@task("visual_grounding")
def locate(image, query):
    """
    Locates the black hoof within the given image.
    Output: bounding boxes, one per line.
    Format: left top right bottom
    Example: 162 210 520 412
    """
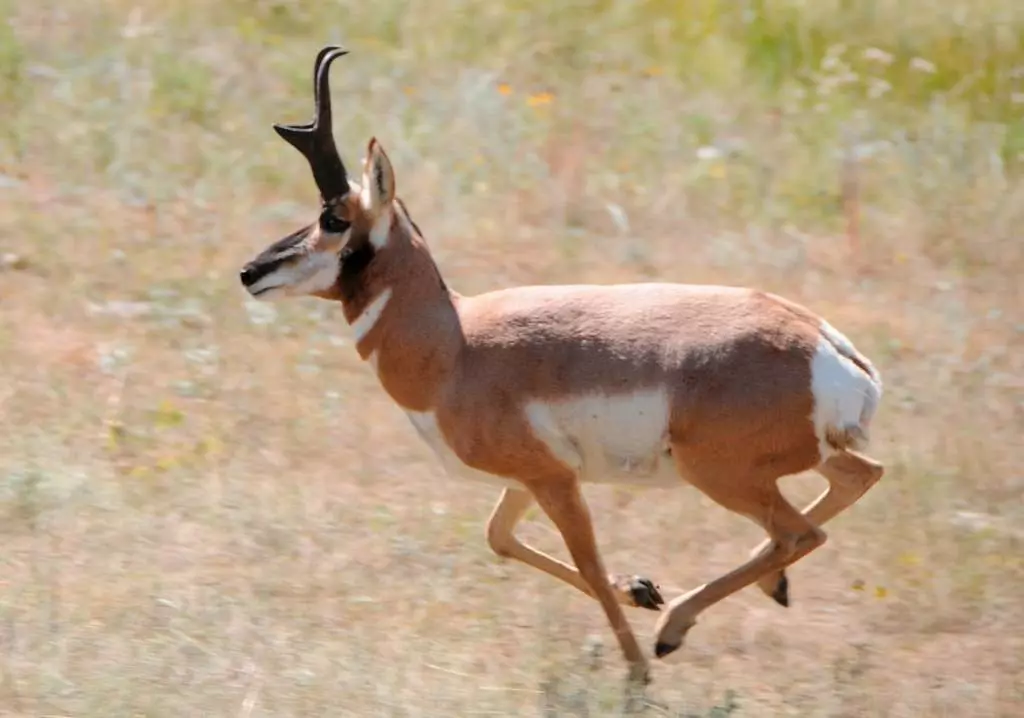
654 641 680 659
629 577 665 611
771 572 790 607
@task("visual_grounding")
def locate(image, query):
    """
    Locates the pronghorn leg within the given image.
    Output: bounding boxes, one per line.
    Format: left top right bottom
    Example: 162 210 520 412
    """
753 451 884 606
526 478 650 684
486 488 664 611
653 468 825 659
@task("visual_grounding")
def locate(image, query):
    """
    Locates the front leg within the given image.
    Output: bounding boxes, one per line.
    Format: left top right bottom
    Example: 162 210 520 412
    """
526 477 651 683
486 487 664 611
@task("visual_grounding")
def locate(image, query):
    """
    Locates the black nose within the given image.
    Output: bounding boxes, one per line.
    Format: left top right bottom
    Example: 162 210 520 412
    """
240 264 257 287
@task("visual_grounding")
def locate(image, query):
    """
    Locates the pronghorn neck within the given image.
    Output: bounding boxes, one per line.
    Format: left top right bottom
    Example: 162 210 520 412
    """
339 198 463 411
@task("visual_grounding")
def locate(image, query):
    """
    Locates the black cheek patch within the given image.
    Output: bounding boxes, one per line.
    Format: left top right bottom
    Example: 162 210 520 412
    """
338 238 376 304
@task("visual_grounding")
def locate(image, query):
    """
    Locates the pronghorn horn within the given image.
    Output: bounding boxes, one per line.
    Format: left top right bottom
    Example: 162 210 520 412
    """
273 45 350 203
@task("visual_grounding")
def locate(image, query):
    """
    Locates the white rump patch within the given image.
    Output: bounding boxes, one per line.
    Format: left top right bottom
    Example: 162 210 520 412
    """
810 323 883 460
524 389 679 486
350 287 393 344
405 410 525 490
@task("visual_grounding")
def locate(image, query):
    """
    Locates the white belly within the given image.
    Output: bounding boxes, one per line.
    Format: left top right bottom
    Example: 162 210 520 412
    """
524 389 680 487
404 389 680 488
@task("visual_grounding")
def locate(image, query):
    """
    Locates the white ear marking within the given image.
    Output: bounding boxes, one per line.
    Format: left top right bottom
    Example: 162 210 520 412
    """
363 138 395 211
368 211 392 250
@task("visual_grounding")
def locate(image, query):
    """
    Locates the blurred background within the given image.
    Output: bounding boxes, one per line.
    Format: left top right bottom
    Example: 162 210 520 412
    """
1 1 1022 715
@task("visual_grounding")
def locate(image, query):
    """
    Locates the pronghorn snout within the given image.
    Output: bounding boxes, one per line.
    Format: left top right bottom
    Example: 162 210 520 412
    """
238 225 345 301
239 263 262 288
239 256 287 297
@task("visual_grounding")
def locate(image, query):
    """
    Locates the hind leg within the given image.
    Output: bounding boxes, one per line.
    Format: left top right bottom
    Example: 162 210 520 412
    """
653 464 827 658
753 451 884 606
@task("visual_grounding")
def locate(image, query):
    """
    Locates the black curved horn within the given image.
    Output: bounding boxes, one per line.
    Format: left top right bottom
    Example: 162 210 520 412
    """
282 45 340 132
273 46 350 202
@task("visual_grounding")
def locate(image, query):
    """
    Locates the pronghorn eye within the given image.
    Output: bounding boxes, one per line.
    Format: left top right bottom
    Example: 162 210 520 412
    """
319 209 350 235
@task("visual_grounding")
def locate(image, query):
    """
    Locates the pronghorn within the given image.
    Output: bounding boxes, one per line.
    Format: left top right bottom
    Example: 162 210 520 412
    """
239 46 885 684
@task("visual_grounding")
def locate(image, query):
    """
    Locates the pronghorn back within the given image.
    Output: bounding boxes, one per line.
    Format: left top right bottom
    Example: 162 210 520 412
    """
408 282 880 488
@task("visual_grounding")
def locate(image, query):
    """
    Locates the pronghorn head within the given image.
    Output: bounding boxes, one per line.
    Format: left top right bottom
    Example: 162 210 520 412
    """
239 46 399 304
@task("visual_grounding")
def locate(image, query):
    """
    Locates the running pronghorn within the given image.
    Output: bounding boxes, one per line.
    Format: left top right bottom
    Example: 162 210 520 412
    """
239 46 885 684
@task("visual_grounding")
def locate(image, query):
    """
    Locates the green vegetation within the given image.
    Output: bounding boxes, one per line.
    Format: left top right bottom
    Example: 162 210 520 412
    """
1 1 1021 715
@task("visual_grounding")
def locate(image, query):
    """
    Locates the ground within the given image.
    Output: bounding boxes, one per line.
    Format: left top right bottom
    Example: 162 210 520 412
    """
1 1 1023 716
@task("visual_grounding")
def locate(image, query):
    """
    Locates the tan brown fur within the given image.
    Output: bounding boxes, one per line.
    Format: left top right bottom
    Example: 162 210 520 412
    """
241 132 885 685
365 283 824 479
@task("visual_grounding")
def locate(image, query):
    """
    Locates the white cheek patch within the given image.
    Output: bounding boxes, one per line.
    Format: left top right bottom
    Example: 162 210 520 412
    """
293 250 343 296
247 270 291 300
350 287 393 344
248 260 313 301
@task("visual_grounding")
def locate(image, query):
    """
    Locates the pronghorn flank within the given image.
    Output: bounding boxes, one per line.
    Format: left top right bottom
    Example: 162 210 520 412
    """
239 46 885 685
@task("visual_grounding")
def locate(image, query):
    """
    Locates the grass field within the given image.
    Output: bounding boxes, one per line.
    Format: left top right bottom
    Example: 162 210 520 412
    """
2 1 1023 715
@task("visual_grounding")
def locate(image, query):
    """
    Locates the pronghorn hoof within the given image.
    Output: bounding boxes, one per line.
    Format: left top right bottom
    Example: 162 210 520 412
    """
654 641 680 659
616 575 664 610
771 572 790 608
653 615 696 660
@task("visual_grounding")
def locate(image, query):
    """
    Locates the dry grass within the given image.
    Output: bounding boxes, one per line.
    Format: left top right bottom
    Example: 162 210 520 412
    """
2 1 1023 716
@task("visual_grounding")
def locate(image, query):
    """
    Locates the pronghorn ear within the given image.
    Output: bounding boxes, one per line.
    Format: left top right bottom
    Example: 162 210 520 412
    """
362 137 395 211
